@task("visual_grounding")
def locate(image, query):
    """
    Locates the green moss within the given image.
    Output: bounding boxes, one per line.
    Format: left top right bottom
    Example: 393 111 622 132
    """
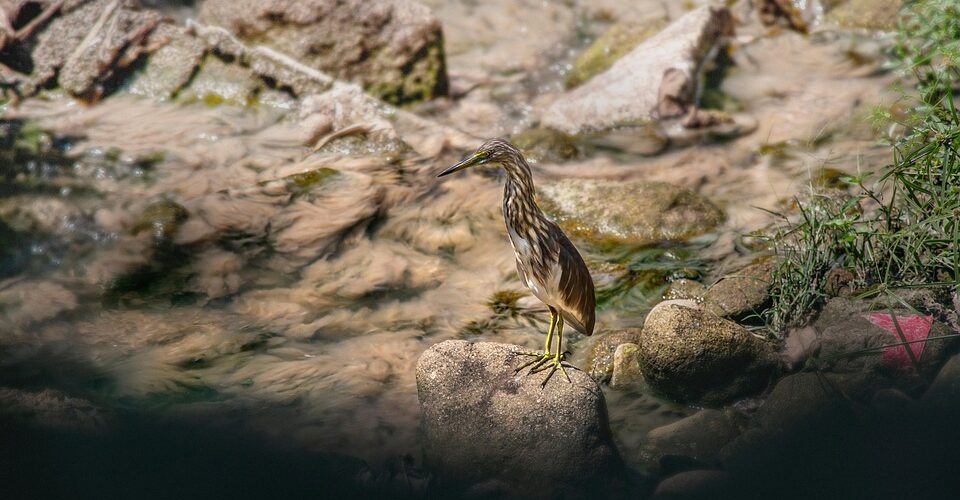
285 167 339 193
134 199 189 242
566 18 667 89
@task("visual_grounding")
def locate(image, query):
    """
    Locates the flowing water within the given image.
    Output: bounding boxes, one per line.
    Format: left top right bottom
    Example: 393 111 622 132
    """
0 0 900 495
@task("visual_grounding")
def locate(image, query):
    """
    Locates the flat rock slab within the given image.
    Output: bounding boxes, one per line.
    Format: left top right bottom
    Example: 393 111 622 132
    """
416 340 624 498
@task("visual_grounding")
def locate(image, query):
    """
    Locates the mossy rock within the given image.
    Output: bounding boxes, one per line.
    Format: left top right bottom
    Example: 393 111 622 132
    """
539 179 724 247
134 199 189 242
176 54 262 107
284 167 339 193
826 0 903 30
566 17 668 89
510 127 580 164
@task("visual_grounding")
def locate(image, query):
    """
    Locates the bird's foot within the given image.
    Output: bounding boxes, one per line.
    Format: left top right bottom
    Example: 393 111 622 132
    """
514 351 556 374
530 351 571 387
515 350 571 387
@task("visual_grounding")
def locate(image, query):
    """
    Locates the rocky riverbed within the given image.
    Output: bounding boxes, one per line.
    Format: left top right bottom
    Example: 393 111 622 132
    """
3 0 960 498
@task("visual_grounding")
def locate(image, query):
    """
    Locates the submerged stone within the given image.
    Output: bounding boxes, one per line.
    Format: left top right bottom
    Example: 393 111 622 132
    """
416 340 624 498
539 179 724 247
134 199 189 243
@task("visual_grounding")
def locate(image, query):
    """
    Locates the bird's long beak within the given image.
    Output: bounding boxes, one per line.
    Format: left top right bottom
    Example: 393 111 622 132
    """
437 152 482 177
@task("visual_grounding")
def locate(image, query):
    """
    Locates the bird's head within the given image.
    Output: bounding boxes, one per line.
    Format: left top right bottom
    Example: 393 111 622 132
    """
437 139 520 177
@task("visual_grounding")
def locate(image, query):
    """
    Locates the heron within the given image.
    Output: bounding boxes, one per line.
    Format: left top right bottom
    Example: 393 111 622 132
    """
437 139 596 386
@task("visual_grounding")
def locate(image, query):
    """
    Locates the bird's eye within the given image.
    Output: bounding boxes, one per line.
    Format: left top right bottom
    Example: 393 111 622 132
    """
477 151 490 159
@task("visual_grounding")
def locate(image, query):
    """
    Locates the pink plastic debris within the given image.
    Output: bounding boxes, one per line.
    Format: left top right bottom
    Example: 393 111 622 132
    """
864 312 933 370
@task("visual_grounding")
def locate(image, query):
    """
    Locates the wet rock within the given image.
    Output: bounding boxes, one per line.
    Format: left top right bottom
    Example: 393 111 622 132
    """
198 0 448 104
610 343 644 390
542 6 734 134
826 0 903 30
639 304 777 404
539 179 724 247
14 0 163 97
565 16 668 89
0 388 107 432
651 469 736 500
416 340 624 498
701 259 773 320
583 328 643 383
127 23 207 99
642 409 744 469
662 279 706 301
509 127 580 164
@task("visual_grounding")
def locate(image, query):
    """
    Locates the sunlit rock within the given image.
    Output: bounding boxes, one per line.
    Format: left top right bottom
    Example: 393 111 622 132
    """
565 16 668 89
198 0 449 104
610 343 645 390
639 304 777 404
826 0 903 30
701 258 774 320
416 340 625 498
127 23 207 99
539 179 724 247
541 6 734 134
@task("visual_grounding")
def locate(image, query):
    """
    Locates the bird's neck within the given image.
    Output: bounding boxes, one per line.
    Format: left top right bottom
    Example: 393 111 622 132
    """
502 161 547 234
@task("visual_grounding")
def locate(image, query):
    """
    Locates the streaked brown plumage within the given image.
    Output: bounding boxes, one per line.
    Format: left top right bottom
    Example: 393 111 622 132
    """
438 138 595 385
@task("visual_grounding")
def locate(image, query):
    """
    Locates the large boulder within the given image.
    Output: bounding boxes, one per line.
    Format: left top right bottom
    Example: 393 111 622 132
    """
638 304 777 404
539 179 724 247
541 6 734 134
416 340 624 498
198 0 448 104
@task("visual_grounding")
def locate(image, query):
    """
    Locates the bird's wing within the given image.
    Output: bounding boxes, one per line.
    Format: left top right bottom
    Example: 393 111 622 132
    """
550 223 596 336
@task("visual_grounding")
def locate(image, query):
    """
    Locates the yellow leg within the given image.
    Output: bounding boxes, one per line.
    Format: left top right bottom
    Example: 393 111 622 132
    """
514 307 558 373
532 314 571 385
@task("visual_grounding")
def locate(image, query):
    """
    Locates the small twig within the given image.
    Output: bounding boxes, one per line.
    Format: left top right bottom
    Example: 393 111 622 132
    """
13 0 65 41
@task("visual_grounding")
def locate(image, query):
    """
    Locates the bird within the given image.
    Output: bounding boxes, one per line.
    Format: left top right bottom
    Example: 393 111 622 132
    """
437 139 595 386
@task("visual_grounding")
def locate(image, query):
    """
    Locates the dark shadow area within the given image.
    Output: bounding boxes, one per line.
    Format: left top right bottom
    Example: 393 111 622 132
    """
0 412 377 500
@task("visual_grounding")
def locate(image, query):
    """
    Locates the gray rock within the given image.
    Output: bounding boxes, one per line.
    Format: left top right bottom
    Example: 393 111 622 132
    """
701 259 774 320
652 470 735 500
127 23 207 99
565 16 668 89
610 343 644 390
539 179 724 247
198 0 448 104
541 6 734 134
13 0 163 97
416 340 624 498
662 279 706 301
641 409 744 468
639 304 777 404
583 328 642 383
